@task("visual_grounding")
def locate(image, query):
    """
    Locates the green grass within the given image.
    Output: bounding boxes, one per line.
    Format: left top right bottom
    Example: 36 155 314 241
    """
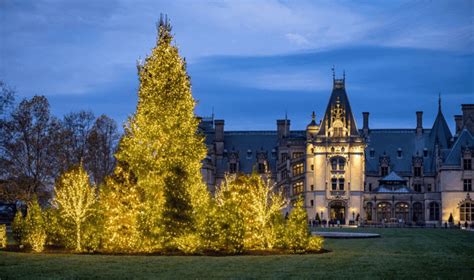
0 228 473 279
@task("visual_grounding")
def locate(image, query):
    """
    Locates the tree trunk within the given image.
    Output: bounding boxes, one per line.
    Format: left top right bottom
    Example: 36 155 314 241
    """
76 222 81 252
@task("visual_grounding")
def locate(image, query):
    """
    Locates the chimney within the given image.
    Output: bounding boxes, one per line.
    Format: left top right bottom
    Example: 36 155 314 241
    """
214 120 224 156
454 115 463 135
277 119 290 139
461 104 474 134
416 111 423 136
362 112 370 135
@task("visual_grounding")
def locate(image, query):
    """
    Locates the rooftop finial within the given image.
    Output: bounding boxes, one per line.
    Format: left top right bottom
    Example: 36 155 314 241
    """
312 111 316 121
343 69 346 80
438 92 442 113
332 65 335 81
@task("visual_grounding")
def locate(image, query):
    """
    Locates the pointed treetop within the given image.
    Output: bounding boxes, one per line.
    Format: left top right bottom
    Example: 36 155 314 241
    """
157 13 172 43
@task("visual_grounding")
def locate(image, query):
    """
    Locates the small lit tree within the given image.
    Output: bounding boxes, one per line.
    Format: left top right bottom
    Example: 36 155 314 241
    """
23 197 46 252
215 176 245 253
53 165 96 252
12 210 25 247
286 196 310 253
0 224 6 248
101 162 143 252
246 173 287 249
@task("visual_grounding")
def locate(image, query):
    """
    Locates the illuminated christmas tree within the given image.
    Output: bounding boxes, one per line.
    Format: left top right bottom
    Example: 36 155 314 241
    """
286 196 310 253
114 15 208 249
101 162 143 252
53 165 97 252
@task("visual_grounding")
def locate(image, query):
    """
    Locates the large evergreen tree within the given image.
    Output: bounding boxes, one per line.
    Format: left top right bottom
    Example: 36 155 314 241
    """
114 16 209 249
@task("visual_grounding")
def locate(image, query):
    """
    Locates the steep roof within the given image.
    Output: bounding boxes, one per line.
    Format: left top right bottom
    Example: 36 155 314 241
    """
429 102 452 150
318 78 359 136
381 171 406 182
444 129 474 166
365 129 433 175
220 131 279 174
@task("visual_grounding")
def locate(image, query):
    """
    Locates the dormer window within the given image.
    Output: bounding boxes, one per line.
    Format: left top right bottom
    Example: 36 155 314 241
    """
414 166 422 177
464 158 472 170
271 149 277 159
370 149 375 158
397 148 402 158
223 149 228 157
423 148 428 157
247 149 252 159
229 163 237 173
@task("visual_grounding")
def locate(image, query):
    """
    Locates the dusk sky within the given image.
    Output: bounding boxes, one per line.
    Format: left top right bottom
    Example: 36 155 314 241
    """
1 0 473 131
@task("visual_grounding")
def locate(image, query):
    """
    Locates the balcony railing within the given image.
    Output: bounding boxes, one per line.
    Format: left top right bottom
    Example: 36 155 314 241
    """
330 190 346 197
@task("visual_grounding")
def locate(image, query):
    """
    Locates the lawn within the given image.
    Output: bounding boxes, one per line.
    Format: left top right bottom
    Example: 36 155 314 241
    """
0 228 473 279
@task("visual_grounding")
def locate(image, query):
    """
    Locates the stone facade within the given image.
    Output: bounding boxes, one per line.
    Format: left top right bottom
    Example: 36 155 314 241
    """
199 76 474 226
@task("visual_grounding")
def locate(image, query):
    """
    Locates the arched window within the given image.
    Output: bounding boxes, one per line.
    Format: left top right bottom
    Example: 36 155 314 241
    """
429 202 440 221
377 202 391 223
412 202 423 222
395 202 409 223
460 202 474 222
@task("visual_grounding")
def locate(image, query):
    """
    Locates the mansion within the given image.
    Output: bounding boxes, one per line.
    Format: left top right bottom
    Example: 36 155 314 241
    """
199 76 474 226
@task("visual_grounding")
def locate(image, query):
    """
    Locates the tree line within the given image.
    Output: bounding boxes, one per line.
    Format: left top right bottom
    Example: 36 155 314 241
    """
0 81 119 203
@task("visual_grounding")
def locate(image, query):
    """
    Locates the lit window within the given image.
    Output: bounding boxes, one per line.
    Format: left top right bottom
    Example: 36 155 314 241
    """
464 179 472 192
292 181 304 195
292 163 304 176
460 202 474 222
292 152 304 159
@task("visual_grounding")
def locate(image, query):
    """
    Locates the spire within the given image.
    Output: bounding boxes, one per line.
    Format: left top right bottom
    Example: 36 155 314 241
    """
312 111 316 121
332 65 335 81
438 93 442 113
318 71 359 137
343 69 346 81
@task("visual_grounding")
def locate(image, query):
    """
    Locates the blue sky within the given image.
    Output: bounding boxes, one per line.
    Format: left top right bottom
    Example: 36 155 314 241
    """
1 0 472 131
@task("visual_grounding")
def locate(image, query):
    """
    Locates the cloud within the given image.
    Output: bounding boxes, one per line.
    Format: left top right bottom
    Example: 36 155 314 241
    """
285 33 310 46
